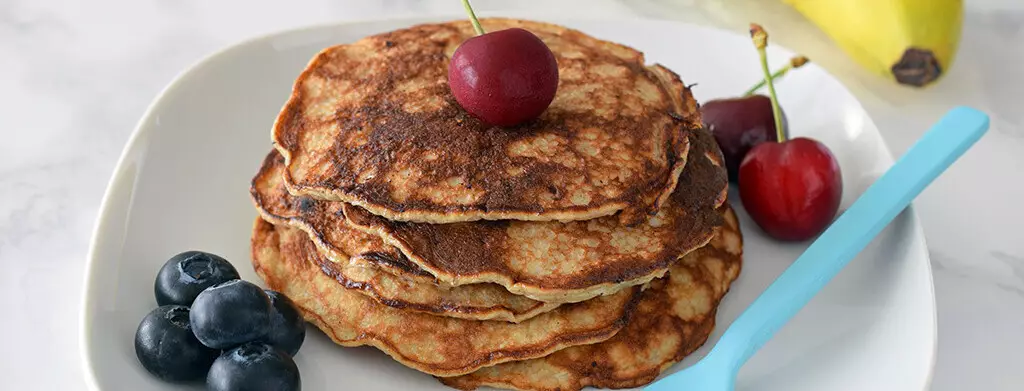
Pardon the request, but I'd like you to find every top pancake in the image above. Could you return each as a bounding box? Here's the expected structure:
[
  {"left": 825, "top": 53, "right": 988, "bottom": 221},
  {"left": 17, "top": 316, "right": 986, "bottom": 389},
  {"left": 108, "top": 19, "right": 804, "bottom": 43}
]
[{"left": 272, "top": 18, "right": 698, "bottom": 224}]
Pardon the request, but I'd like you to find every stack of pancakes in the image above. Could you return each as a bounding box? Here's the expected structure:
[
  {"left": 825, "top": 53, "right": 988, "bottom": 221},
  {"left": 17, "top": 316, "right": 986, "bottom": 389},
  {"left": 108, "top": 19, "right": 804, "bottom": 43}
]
[{"left": 249, "top": 18, "right": 743, "bottom": 391}]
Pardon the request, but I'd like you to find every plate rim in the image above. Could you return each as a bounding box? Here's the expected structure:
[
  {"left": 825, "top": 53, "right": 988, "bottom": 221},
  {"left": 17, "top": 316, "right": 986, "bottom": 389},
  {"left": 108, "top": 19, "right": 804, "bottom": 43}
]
[{"left": 78, "top": 15, "right": 938, "bottom": 391}]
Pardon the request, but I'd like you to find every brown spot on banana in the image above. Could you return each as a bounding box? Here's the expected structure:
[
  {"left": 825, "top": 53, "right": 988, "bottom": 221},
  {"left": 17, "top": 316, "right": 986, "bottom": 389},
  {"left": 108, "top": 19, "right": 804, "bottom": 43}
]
[{"left": 891, "top": 48, "right": 943, "bottom": 87}]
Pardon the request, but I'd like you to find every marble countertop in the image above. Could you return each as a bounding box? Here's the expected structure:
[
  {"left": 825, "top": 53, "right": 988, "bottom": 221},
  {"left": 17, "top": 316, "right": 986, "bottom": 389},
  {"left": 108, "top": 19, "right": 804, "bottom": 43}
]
[{"left": 2, "top": 0, "right": 1022, "bottom": 389}]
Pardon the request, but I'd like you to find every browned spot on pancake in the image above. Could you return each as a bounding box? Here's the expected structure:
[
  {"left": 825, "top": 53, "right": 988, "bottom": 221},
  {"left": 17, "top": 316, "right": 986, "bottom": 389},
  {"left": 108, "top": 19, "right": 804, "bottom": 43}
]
[{"left": 357, "top": 251, "right": 433, "bottom": 279}]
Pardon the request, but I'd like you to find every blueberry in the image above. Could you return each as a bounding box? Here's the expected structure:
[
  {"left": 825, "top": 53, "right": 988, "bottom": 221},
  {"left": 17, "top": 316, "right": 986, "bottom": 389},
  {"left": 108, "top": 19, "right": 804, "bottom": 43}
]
[
  {"left": 262, "top": 290, "right": 306, "bottom": 356},
  {"left": 134, "top": 305, "right": 218, "bottom": 382},
  {"left": 155, "top": 251, "right": 240, "bottom": 306},
  {"left": 190, "top": 279, "right": 273, "bottom": 349},
  {"left": 207, "top": 342, "right": 301, "bottom": 391}
]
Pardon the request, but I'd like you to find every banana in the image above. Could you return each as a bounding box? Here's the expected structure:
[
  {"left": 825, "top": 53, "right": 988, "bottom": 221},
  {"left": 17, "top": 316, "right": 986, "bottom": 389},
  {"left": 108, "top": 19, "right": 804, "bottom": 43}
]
[{"left": 782, "top": 0, "right": 963, "bottom": 87}]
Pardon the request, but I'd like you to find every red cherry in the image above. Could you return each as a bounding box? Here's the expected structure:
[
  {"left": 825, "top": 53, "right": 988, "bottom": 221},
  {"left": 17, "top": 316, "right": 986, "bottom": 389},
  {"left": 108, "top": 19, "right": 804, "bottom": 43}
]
[
  {"left": 738, "top": 137, "right": 842, "bottom": 241},
  {"left": 701, "top": 95, "right": 788, "bottom": 181},
  {"left": 448, "top": 28, "right": 559, "bottom": 127}
]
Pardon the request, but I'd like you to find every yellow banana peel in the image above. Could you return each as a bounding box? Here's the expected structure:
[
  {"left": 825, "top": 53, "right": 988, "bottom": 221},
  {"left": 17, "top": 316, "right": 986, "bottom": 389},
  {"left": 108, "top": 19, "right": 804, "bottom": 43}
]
[{"left": 782, "top": 0, "right": 963, "bottom": 87}]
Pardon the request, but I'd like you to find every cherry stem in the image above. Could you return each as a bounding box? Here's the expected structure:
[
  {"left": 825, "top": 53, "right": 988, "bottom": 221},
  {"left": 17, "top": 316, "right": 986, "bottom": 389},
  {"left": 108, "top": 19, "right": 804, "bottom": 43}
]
[
  {"left": 742, "top": 56, "right": 809, "bottom": 97},
  {"left": 461, "top": 0, "right": 486, "bottom": 36},
  {"left": 750, "top": 23, "right": 786, "bottom": 143}
]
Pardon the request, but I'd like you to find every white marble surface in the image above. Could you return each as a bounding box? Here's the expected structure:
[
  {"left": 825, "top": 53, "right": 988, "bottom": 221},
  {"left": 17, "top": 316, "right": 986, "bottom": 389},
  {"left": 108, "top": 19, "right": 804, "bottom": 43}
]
[{"left": 2, "top": 0, "right": 1022, "bottom": 389}]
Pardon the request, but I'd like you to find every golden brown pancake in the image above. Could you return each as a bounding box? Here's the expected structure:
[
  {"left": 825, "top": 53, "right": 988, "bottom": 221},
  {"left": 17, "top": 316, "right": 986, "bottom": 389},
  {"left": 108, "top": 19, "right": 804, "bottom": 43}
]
[
  {"left": 251, "top": 218, "right": 643, "bottom": 377},
  {"left": 255, "top": 127, "right": 726, "bottom": 303},
  {"left": 440, "top": 206, "right": 743, "bottom": 391},
  {"left": 251, "top": 152, "right": 559, "bottom": 322},
  {"left": 278, "top": 220, "right": 560, "bottom": 323},
  {"left": 272, "top": 18, "right": 699, "bottom": 225}
]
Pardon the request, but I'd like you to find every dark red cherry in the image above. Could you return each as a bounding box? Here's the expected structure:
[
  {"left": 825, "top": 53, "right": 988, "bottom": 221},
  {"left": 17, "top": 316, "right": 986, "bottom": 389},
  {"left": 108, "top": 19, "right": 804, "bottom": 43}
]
[
  {"left": 735, "top": 24, "right": 843, "bottom": 242},
  {"left": 738, "top": 138, "right": 842, "bottom": 241},
  {"left": 448, "top": 28, "right": 559, "bottom": 127},
  {"left": 701, "top": 95, "right": 788, "bottom": 182}
]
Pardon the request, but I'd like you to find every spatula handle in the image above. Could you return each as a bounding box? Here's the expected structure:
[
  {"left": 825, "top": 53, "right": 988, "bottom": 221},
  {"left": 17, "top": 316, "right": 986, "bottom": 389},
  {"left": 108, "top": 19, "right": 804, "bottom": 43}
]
[{"left": 712, "top": 106, "right": 989, "bottom": 371}]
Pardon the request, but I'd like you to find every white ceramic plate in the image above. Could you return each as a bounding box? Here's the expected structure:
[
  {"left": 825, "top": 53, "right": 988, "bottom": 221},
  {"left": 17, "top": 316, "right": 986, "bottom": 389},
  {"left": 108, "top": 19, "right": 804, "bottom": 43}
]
[{"left": 80, "top": 16, "right": 936, "bottom": 391}]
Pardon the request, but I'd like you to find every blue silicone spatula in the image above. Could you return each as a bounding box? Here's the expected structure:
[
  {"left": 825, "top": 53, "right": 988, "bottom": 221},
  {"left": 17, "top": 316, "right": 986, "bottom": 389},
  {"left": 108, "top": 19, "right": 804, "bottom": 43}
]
[{"left": 646, "top": 106, "right": 989, "bottom": 391}]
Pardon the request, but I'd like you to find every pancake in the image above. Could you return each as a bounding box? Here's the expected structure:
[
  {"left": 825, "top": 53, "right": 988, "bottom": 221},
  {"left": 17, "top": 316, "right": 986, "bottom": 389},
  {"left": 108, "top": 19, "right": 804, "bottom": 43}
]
[
  {"left": 272, "top": 18, "right": 699, "bottom": 225},
  {"left": 251, "top": 152, "right": 559, "bottom": 323},
  {"left": 441, "top": 206, "right": 743, "bottom": 391},
  {"left": 251, "top": 218, "right": 643, "bottom": 377},
  {"left": 283, "top": 223, "right": 560, "bottom": 323},
  {"left": 256, "top": 127, "right": 727, "bottom": 303}
]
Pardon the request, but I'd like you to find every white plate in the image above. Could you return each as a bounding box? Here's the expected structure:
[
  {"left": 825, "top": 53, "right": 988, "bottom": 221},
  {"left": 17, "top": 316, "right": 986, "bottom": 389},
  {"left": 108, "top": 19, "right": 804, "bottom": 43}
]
[{"left": 80, "top": 16, "right": 936, "bottom": 391}]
